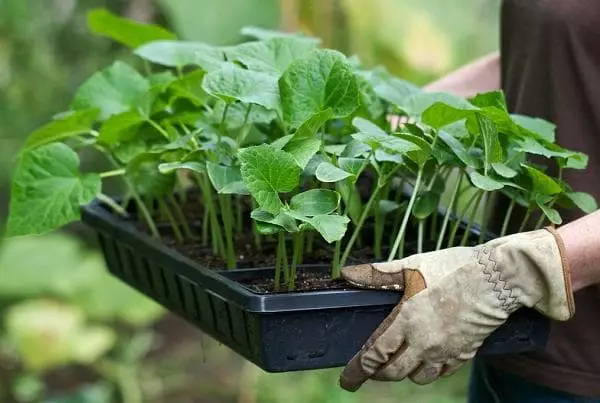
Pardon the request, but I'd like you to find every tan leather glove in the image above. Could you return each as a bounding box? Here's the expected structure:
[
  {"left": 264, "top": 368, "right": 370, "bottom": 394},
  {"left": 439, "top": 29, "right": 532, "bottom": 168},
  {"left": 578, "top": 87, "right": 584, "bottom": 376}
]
[{"left": 339, "top": 227, "right": 574, "bottom": 392}]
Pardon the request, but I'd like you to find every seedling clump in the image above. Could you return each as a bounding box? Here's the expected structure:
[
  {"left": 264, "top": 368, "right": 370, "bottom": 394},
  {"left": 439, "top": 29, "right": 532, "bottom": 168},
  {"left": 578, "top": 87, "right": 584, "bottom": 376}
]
[{"left": 7, "top": 10, "right": 597, "bottom": 292}]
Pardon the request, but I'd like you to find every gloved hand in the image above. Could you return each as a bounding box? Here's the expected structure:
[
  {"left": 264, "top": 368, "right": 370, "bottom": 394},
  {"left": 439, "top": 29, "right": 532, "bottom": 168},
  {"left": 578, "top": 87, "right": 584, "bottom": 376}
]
[{"left": 339, "top": 227, "right": 574, "bottom": 392}]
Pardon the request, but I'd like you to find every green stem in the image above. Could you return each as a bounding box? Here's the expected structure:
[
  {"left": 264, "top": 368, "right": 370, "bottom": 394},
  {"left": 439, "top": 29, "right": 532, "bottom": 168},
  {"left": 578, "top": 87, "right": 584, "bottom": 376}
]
[
  {"left": 202, "top": 205, "right": 209, "bottom": 246},
  {"left": 97, "top": 193, "right": 129, "bottom": 217},
  {"left": 332, "top": 240, "right": 342, "bottom": 279},
  {"left": 518, "top": 207, "right": 533, "bottom": 233},
  {"left": 168, "top": 195, "right": 194, "bottom": 239},
  {"left": 280, "top": 232, "right": 289, "bottom": 284},
  {"left": 251, "top": 199, "right": 262, "bottom": 251},
  {"left": 373, "top": 182, "right": 391, "bottom": 260},
  {"left": 500, "top": 198, "right": 517, "bottom": 237},
  {"left": 275, "top": 233, "right": 282, "bottom": 291},
  {"left": 218, "top": 195, "right": 236, "bottom": 269},
  {"left": 388, "top": 167, "right": 424, "bottom": 261},
  {"left": 417, "top": 220, "right": 424, "bottom": 253},
  {"left": 391, "top": 179, "right": 405, "bottom": 237},
  {"left": 218, "top": 103, "right": 230, "bottom": 150},
  {"left": 436, "top": 171, "right": 463, "bottom": 250},
  {"left": 158, "top": 198, "right": 184, "bottom": 244},
  {"left": 132, "top": 190, "right": 160, "bottom": 239},
  {"left": 148, "top": 119, "right": 171, "bottom": 140},
  {"left": 306, "top": 232, "right": 314, "bottom": 253},
  {"left": 288, "top": 233, "right": 303, "bottom": 291},
  {"left": 340, "top": 185, "right": 384, "bottom": 268},
  {"left": 460, "top": 191, "right": 484, "bottom": 247},
  {"left": 447, "top": 189, "right": 480, "bottom": 248},
  {"left": 99, "top": 168, "right": 126, "bottom": 179},
  {"left": 236, "top": 196, "right": 243, "bottom": 233},
  {"left": 197, "top": 175, "right": 225, "bottom": 257},
  {"left": 237, "top": 104, "right": 254, "bottom": 146},
  {"left": 477, "top": 191, "right": 489, "bottom": 244}
]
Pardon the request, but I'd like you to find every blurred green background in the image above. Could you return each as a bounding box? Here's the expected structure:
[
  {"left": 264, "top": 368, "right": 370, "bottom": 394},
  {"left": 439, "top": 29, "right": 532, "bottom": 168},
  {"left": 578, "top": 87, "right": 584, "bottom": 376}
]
[{"left": 0, "top": 1, "right": 499, "bottom": 401}]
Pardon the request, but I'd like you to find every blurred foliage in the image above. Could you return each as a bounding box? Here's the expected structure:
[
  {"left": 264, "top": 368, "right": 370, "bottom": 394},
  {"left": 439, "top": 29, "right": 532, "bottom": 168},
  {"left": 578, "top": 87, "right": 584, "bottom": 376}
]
[{"left": 0, "top": 0, "right": 499, "bottom": 401}]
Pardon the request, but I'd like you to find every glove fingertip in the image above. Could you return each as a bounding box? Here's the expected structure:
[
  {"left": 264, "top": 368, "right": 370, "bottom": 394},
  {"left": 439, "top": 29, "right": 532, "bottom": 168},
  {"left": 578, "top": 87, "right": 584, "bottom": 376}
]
[{"left": 339, "top": 357, "right": 368, "bottom": 392}]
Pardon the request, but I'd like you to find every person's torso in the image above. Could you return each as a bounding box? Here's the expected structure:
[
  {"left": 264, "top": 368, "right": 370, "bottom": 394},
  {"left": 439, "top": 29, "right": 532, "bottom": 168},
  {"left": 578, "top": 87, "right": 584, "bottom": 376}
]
[{"left": 489, "top": 0, "right": 600, "bottom": 398}]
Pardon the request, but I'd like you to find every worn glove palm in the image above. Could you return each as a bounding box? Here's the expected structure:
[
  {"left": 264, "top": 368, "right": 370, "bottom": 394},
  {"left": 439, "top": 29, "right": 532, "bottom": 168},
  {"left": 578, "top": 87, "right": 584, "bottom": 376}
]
[{"left": 339, "top": 228, "right": 574, "bottom": 392}]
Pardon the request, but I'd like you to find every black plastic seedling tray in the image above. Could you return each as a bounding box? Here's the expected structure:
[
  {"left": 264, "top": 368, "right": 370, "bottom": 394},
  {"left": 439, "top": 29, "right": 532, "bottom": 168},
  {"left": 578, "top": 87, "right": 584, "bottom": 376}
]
[{"left": 81, "top": 200, "right": 550, "bottom": 372}]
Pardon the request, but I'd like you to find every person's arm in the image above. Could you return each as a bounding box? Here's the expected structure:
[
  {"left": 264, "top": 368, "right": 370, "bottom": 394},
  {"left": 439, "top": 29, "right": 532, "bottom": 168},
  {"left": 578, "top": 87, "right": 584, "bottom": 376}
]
[
  {"left": 423, "top": 51, "right": 501, "bottom": 97},
  {"left": 559, "top": 209, "right": 600, "bottom": 291}
]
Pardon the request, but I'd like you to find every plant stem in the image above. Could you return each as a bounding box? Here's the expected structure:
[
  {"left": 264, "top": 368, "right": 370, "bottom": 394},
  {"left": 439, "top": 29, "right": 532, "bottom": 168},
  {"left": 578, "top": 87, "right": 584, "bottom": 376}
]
[
  {"left": 500, "top": 198, "right": 517, "bottom": 237},
  {"left": 250, "top": 199, "right": 262, "bottom": 251},
  {"left": 417, "top": 220, "right": 424, "bottom": 253},
  {"left": 460, "top": 191, "right": 484, "bottom": 247},
  {"left": 97, "top": 193, "right": 129, "bottom": 217},
  {"left": 202, "top": 205, "right": 209, "bottom": 246},
  {"left": 391, "top": 179, "right": 405, "bottom": 237},
  {"left": 477, "top": 191, "right": 489, "bottom": 243},
  {"left": 275, "top": 233, "right": 282, "bottom": 291},
  {"left": 235, "top": 196, "right": 243, "bottom": 233},
  {"left": 99, "top": 168, "right": 126, "bottom": 179},
  {"left": 373, "top": 182, "right": 391, "bottom": 260},
  {"left": 288, "top": 233, "right": 303, "bottom": 291},
  {"left": 237, "top": 104, "right": 254, "bottom": 147},
  {"left": 168, "top": 195, "right": 194, "bottom": 239},
  {"left": 280, "top": 232, "right": 289, "bottom": 284},
  {"left": 218, "top": 103, "right": 230, "bottom": 150},
  {"left": 447, "top": 189, "right": 480, "bottom": 248},
  {"left": 132, "top": 191, "right": 160, "bottom": 239},
  {"left": 518, "top": 207, "right": 533, "bottom": 233},
  {"left": 306, "top": 231, "right": 314, "bottom": 253},
  {"left": 148, "top": 119, "right": 171, "bottom": 140},
  {"left": 158, "top": 198, "right": 184, "bottom": 244},
  {"left": 218, "top": 195, "right": 236, "bottom": 269},
  {"left": 340, "top": 185, "right": 383, "bottom": 268},
  {"left": 436, "top": 171, "right": 463, "bottom": 250},
  {"left": 197, "top": 175, "right": 225, "bottom": 257},
  {"left": 388, "top": 167, "right": 424, "bottom": 261}
]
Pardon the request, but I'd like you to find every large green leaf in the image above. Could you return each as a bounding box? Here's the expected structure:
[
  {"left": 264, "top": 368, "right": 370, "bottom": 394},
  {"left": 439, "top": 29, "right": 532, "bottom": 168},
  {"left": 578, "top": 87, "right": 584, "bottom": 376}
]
[
  {"left": 477, "top": 114, "right": 503, "bottom": 171},
  {"left": 87, "top": 8, "right": 176, "bottom": 48},
  {"left": 535, "top": 195, "right": 563, "bottom": 225},
  {"left": 412, "top": 191, "right": 440, "bottom": 220},
  {"left": 202, "top": 62, "right": 280, "bottom": 110},
  {"left": 279, "top": 49, "right": 360, "bottom": 128},
  {"left": 287, "top": 211, "right": 350, "bottom": 243},
  {"left": 315, "top": 162, "right": 352, "bottom": 183},
  {"left": 565, "top": 192, "right": 598, "bottom": 214},
  {"left": 224, "top": 37, "right": 317, "bottom": 76},
  {"left": 97, "top": 110, "right": 146, "bottom": 145},
  {"left": 134, "top": 40, "right": 224, "bottom": 71},
  {"left": 361, "top": 67, "right": 421, "bottom": 106},
  {"left": 492, "top": 162, "right": 518, "bottom": 178},
  {"left": 239, "top": 145, "right": 301, "bottom": 214},
  {"left": 437, "top": 129, "right": 479, "bottom": 169},
  {"left": 127, "top": 153, "right": 176, "bottom": 196},
  {"left": 7, "top": 144, "right": 101, "bottom": 237},
  {"left": 512, "top": 114, "right": 556, "bottom": 143},
  {"left": 240, "top": 26, "right": 320, "bottom": 43},
  {"left": 21, "top": 109, "right": 99, "bottom": 152},
  {"left": 250, "top": 209, "right": 298, "bottom": 233},
  {"left": 469, "top": 171, "right": 504, "bottom": 191},
  {"left": 289, "top": 189, "right": 340, "bottom": 216},
  {"left": 281, "top": 109, "right": 334, "bottom": 169},
  {"left": 352, "top": 117, "right": 420, "bottom": 154},
  {"left": 470, "top": 91, "right": 508, "bottom": 111},
  {"left": 523, "top": 164, "right": 562, "bottom": 195},
  {"left": 158, "top": 161, "right": 206, "bottom": 175},
  {"left": 338, "top": 158, "right": 365, "bottom": 177},
  {"left": 71, "top": 61, "right": 150, "bottom": 120},
  {"left": 421, "top": 101, "right": 477, "bottom": 129},
  {"left": 206, "top": 162, "right": 249, "bottom": 194}
]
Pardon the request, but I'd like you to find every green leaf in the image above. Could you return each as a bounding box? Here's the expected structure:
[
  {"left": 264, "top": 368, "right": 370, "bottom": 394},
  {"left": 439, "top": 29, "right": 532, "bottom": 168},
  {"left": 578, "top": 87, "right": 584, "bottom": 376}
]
[
  {"left": 470, "top": 91, "right": 508, "bottom": 111},
  {"left": 97, "top": 110, "right": 145, "bottom": 145},
  {"left": 512, "top": 114, "right": 556, "bottom": 143},
  {"left": 356, "top": 73, "right": 385, "bottom": 119},
  {"left": 283, "top": 138, "right": 321, "bottom": 169},
  {"left": 492, "top": 162, "right": 518, "bottom": 178},
  {"left": 158, "top": 161, "right": 205, "bottom": 174},
  {"left": 127, "top": 153, "right": 176, "bottom": 196},
  {"left": 338, "top": 158, "right": 365, "bottom": 177},
  {"left": 239, "top": 145, "right": 301, "bottom": 214},
  {"left": 315, "top": 162, "right": 352, "bottom": 183},
  {"left": 7, "top": 144, "right": 101, "bottom": 237},
  {"left": 71, "top": 61, "right": 150, "bottom": 120},
  {"left": 337, "top": 179, "right": 362, "bottom": 224},
  {"left": 202, "top": 63, "right": 280, "bottom": 110},
  {"left": 224, "top": 37, "right": 317, "bottom": 76},
  {"left": 341, "top": 139, "right": 370, "bottom": 157},
  {"left": 514, "top": 137, "right": 570, "bottom": 159},
  {"left": 250, "top": 209, "right": 298, "bottom": 232},
  {"left": 394, "top": 133, "right": 432, "bottom": 166},
  {"left": 565, "top": 192, "right": 598, "bottom": 214},
  {"left": 289, "top": 189, "right": 340, "bottom": 216},
  {"left": 87, "top": 8, "right": 176, "bottom": 48},
  {"left": 437, "top": 129, "right": 479, "bottom": 169},
  {"left": 477, "top": 114, "right": 503, "bottom": 171},
  {"left": 134, "top": 40, "right": 224, "bottom": 71},
  {"left": 287, "top": 212, "right": 350, "bottom": 243},
  {"left": 21, "top": 109, "right": 99, "bottom": 152},
  {"left": 469, "top": 171, "right": 504, "bottom": 191},
  {"left": 421, "top": 101, "right": 476, "bottom": 129},
  {"left": 412, "top": 191, "right": 440, "bottom": 220},
  {"left": 279, "top": 49, "right": 360, "bottom": 128},
  {"left": 535, "top": 196, "right": 563, "bottom": 225},
  {"left": 361, "top": 67, "right": 421, "bottom": 106},
  {"left": 352, "top": 117, "right": 420, "bottom": 154},
  {"left": 206, "top": 162, "right": 249, "bottom": 195},
  {"left": 378, "top": 200, "right": 401, "bottom": 214},
  {"left": 523, "top": 165, "right": 562, "bottom": 195},
  {"left": 565, "top": 152, "right": 588, "bottom": 170},
  {"left": 240, "top": 26, "right": 321, "bottom": 43}
]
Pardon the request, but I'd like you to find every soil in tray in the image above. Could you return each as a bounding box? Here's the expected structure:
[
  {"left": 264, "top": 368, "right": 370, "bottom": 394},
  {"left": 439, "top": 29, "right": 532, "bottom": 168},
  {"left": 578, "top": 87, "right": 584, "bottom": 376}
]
[{"left": 240, "top": 270, "right": 351, "bottom": 293}]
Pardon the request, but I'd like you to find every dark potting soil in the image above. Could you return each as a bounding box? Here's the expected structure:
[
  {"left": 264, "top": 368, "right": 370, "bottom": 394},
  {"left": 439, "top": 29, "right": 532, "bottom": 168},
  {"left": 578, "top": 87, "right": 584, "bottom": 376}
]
[{"left": 239, "top": 270, "right": 351, "bottom": 293}]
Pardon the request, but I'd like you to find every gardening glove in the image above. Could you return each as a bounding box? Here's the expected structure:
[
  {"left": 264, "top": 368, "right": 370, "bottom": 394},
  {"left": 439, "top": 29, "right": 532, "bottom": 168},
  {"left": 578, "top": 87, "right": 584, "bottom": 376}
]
[{"left": 338, "top": 227, "right": 574, "bottom": 392}]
